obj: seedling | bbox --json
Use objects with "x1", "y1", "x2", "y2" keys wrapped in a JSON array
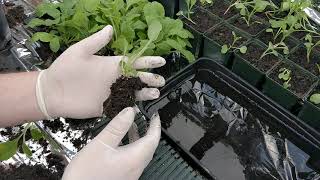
[
  {"x1": 221, "y1": 31, "x2": 247, "y2": 54},
  {"x1": 226, "y1": 0, "x2": 274, "y2": 25},
  {"x1": 199, "y1": 0, "x2": 213, "y2": 6},
  {"x1": 260, "y1": 42, "x2": 289, "y2": 59},
  {"x1": 278, "y1": 67, "x2": 292, "y2": 89},
  {"x1": 310, "y1": 93, "x2": 320, "y2": 105},
  {"x1": 0, "y1": 123, "x2": 44, "y2": 160},
  {"x1": 304, "y1": 34, "x2": 320, "y2": 63},
  {"x1": 177, "y1": 0, "x2": 197, "y2": 23},
  {"x1": 29, "y1": 0, "x2": 195, "y2": 62}
]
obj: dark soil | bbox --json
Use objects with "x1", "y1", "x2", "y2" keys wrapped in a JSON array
[
  {"x1": 258, "y1": 30, "x2": 298, "y2": 51},
  {"x1": 292, "y1": 31, "x2": 307, "y2": 40},
  {"x1": 43, "y1": 119, "x2": 64, "y2": 133},
  {"x1": 103, "y1": 76, "x2": 147, "y2": 119},
  {"x1": 230, "y1": 16, "x2": 267, "y2": 36},
  {"x1": 0, "y1": 164, "x2": 61, "y2": 180},
  {"x1": 237, "y1": 43, "x2": 280, "y2": 73},
  {"x1": 269, "y1": 61, "x2": 316, "y2": 97},
  {"x1": 183, "y1": 7, "x2": 222, "y2": 33},
  {"x1": 4, "y1": 4, "x2": 25, "y2": 28},
  {"x1": 288, "y1": 46, "x2": 320, "y2": 76},
  {"x1": 205, "y1": 23, "x2": 247, "y2": 47},
  {"x1": 46, "y1": 153, "x2": 66, "y2": 177},
  {"x1": 196, "y1": 1, "x2": 238, "y2": 19}
]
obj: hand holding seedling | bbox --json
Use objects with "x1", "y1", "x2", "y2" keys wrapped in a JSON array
[
  {"x1": 63, "y1": 107, "x2": 161, "y2": 180},
  {"x1": 37, "y1": 25, "x2": 166, "y2": 120}
]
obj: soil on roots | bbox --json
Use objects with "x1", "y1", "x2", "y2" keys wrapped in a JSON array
[
  {"x1": 104, "y1": 76, "x2": 147, "y2": 119},
  {"x1": 4, "y1": 4, "x2": 25, "y2": 28}
]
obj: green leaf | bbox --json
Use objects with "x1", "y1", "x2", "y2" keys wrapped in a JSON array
[
  {"x1": 30, "y1": 128, "x2": 43, "y2": 141},
  {"x1": 36, "y1": 3, "x2": 60, "y2": 19},
  {"x1": 0, "y1": 139, "x2": 18, "y2": 160},
  {"x1": 148, "y1": 21, "x2": 162, "y2": 41},
  {"x1": 310, "y1": 94, "x2": 320, "y2": 105},
  {"x1": 143, "y1": 2, "x2": 165, "y2": 25},
  {"x1": 221, "y1": 45, "x2": 229, "y2": 54},
  {"x1": 127, "y1": 0, "x2": 146, "y2": 9},
  {"x1": 83, "y1": 0, "x2": 101, "y2": 12},
  {"x1": 132, "y1": 20, "x2": 147, "y2": 30},
  {"x1": 266, "y1": 28, "x2": 273, "y2": 33},
  {"x1": 31, "y1": 32, "x2": 53, "y2": 43},
  {"x1": 239, "y1": 46, "x2": 247, "y2": 54},
  {"x1": 22, "y1": 143, "x2": 32, "y2": 157},
  {"x1": 50, "y1": 37, "x2": 60, "y2": 53},
  {"x1": 28, "y1": 18, "x2": 45, "y2": 28}
]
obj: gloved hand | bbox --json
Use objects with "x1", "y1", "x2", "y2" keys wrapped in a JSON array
[
  {"x1": 36, "y1": 25, "x2": 166, "y2": 119},
  {"x1": 62, "y1": 107, "x2": 161, "y2": 180}
]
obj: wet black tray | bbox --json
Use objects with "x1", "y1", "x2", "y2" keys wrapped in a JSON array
[{"x1": 139, "y1": 58, "x2": 320, "y2": 179}]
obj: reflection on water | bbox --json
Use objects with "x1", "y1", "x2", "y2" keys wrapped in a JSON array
[{"x1": 153, "y1": 76, "x2": 320, "y2": 180}]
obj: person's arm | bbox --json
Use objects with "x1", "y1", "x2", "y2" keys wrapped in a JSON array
[
  {"x1": 0, "y1": 25, "x2": 165, "y2": 127},
  {"x1": 0, "y1": 71, "x2": 45, "y2": 126}
]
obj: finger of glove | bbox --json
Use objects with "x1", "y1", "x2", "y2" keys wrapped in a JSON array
[
  {"x1": 133, "y1": 56, "x2": 166, "y2": 69},
  {"x1": 138, "y1": 72, "x2": 165, "y2": 87},
  {"x1": 96, "y1": 107, "x2": 136, "y2": 148},
  {"x1": 135, "y1": 88, "x2": 160, "y2": 101},
  {"x1": 71, "y1": 25, "x2": 113, "y2": 55},
  {"x1": 122, "y1": 112, "x2": 161, "y2": 162}
]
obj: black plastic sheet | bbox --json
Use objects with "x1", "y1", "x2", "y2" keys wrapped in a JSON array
[{"x1": 154, "y1": 76, "x2": 320, "y2": 180}]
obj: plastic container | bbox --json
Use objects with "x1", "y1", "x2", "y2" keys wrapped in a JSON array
[
  {"x1": 227, "y1": 15, "x2": 268, "y2": 37},
  {"x1": 0, "y1": 4, "x2": 11, "y2": 50},
  {"x1": 263, "y1": 60, "x2": 318, "y2": 110},
  {"x1": 139, "y1": 58, "x2": 320, "y2": 178}
]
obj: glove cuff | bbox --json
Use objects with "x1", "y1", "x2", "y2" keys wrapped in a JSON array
[{"x1": 36, "y1": 70, "x2": 54, "y2": 120}]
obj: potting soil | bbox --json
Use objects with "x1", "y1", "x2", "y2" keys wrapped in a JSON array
[{"x1": 149, "y1": 75, "x2": 320, "y2": 180}]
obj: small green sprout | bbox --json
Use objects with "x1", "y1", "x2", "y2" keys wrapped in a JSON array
[
  {"x1": 199, "y1": 0, "x2": 213, "y2": 6},
  {"x1": 221, "y1": 31, "x2": 247, "y2": 54},
  {"x1": 310, "y1": 93, "x2": 320, "y2": 105},
  {"x1": 177, "y1": 0, "x2": 197, "y2": 23},
  {"x1": 304, "y1": 34, "x2": 320, "y2": 63},
  {"x1": 278, "y1": 67, "x2": 292, "y2": 89},
  {"x1": 260, "y1": 42, "x2": 289, "y2": 59}
]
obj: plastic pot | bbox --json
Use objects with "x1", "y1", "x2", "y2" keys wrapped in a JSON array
[
  {"x1": 298, "y1": 85, "x2": 320, "y2": 132},
  {"x1": 231, "y1": 40, "x2": 280, "y2": 87},
  {"x1": 0, "y1": 4, "x2": 11, "y2": 50},
  {"x1": 156, "y1": 0, "x2": 179, "y2": 18},
  {"x1": 227, "y1": 15, "x2": 268, "y2": 37},
  {"x1": 139, "y1": 58, "x2": 320, "y2": 178},
  {"x1": 182, "y1": 21, "x2": 203, "y2": 59},
  {"x1": 203, "y1": 22, "x2": 249, "y2": 67},
  {"x1": 262, "y1": 60, "x2": 318, "y2": 110}
]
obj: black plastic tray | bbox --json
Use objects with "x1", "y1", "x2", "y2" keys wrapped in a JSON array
[{"x1": 139, "y1": 58, "x2": 320, "y2": 179}]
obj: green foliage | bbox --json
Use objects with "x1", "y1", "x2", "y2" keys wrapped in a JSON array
[
  {"x1": 226, "y1": 0, "x2": 275, "y2": 25},
  {"x1": 0, "y1": 123, "x2": 45, "y2": 160},
  {"x1": 310, "y1": 93, "x2": 320, "y2": 105},
  {"x1": 278, "y1": 67, "x2": 292, "y2": 89},
  {"x1": 199, "y1": 0, "x2": 213, "y2": 6},
  {"x1": 304, "y1": 34, "x2": 320, "y2": 63},
  {"x1": 177, "y1": 0, "x2": 197, "y2": 22},
  {"x1": 29, "y1": 0, "x2": 195, "y2": 72},
  {"x1": 221, "y1": 31, "x2": 247, "y2": 54},
  {"x1": 260, "y1": 41, "x2": 289, "y2": 59}
]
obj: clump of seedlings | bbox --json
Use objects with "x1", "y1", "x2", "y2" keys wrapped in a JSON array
[
  {"x1": 278, "y1": 67, "x2": 292, "y2": 89},
  {"x1": 221, "y1": 31, "x2": 247, "y2": 54},
  {"x1": 177, "y1": 0, "x2": 197, "y2": 23}
]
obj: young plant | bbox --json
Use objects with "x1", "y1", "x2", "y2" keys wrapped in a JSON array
[
  {"x1": 278, "y1": 67, "x2": 292, "y2": 89},
  {"x1": 304, "y1": 34, "x2": 320, "y2": 63},
  {"x1": 221, "y1": 31, "x2": 247, "y2": 54},
  {"x1": 177, "y1": 0, "x2": 197, "y2": 23},
  {"x1": 310, "y1": 93, "x2": 320, "y2": 105},
  {"x1": 0, "y1": 123, "x2": 44, "y2": 160},
  {"x1": 260, "y1": 42, "x2": 289, "y2": 59},
  {"x1": 226, "y1": 0, "x2": 274, "y2": 25},
  {"x1": 29, "y1": 0, "x2": 195, "y2": 62},
  {"x1": 199, "y1": 0, "x2": 213, "y2": 6}
]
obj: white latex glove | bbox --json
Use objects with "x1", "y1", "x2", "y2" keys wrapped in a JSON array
[
  {"x1": 62, "y1": 107, "x2": 161, "y2": 180},
  {"x1": 36, "y1": 25, "x2": 166, "y2": 119}
]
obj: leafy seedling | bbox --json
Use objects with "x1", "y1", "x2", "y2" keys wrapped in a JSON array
[
  {"x1": 260, "y1": 41, "x2": 289, "y2": 59},
  {"x1": 199, "y1": 0, "x2": 213, "y2": 6},
  {"x1": 304, "y1": 34, "x2": 320, "y2": 63},
  {"x1": 310, "y1": 93, "x2": 320, "y2": 105},
  {"x1": 177, "y1": 0, "x2": 197, "y2": 23},
  {"x1": 0, "y1": 123, "x2": 44, "y2": 160},
  {"x1": 221, "y1": 31, "x2": 247, "y2": 54},
  {"x1": 278, "y1": 67, "x2": 292, "y2": 89},
  {"x1": 29, "y1": 0, "x2": 195, "y2": 62}
]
